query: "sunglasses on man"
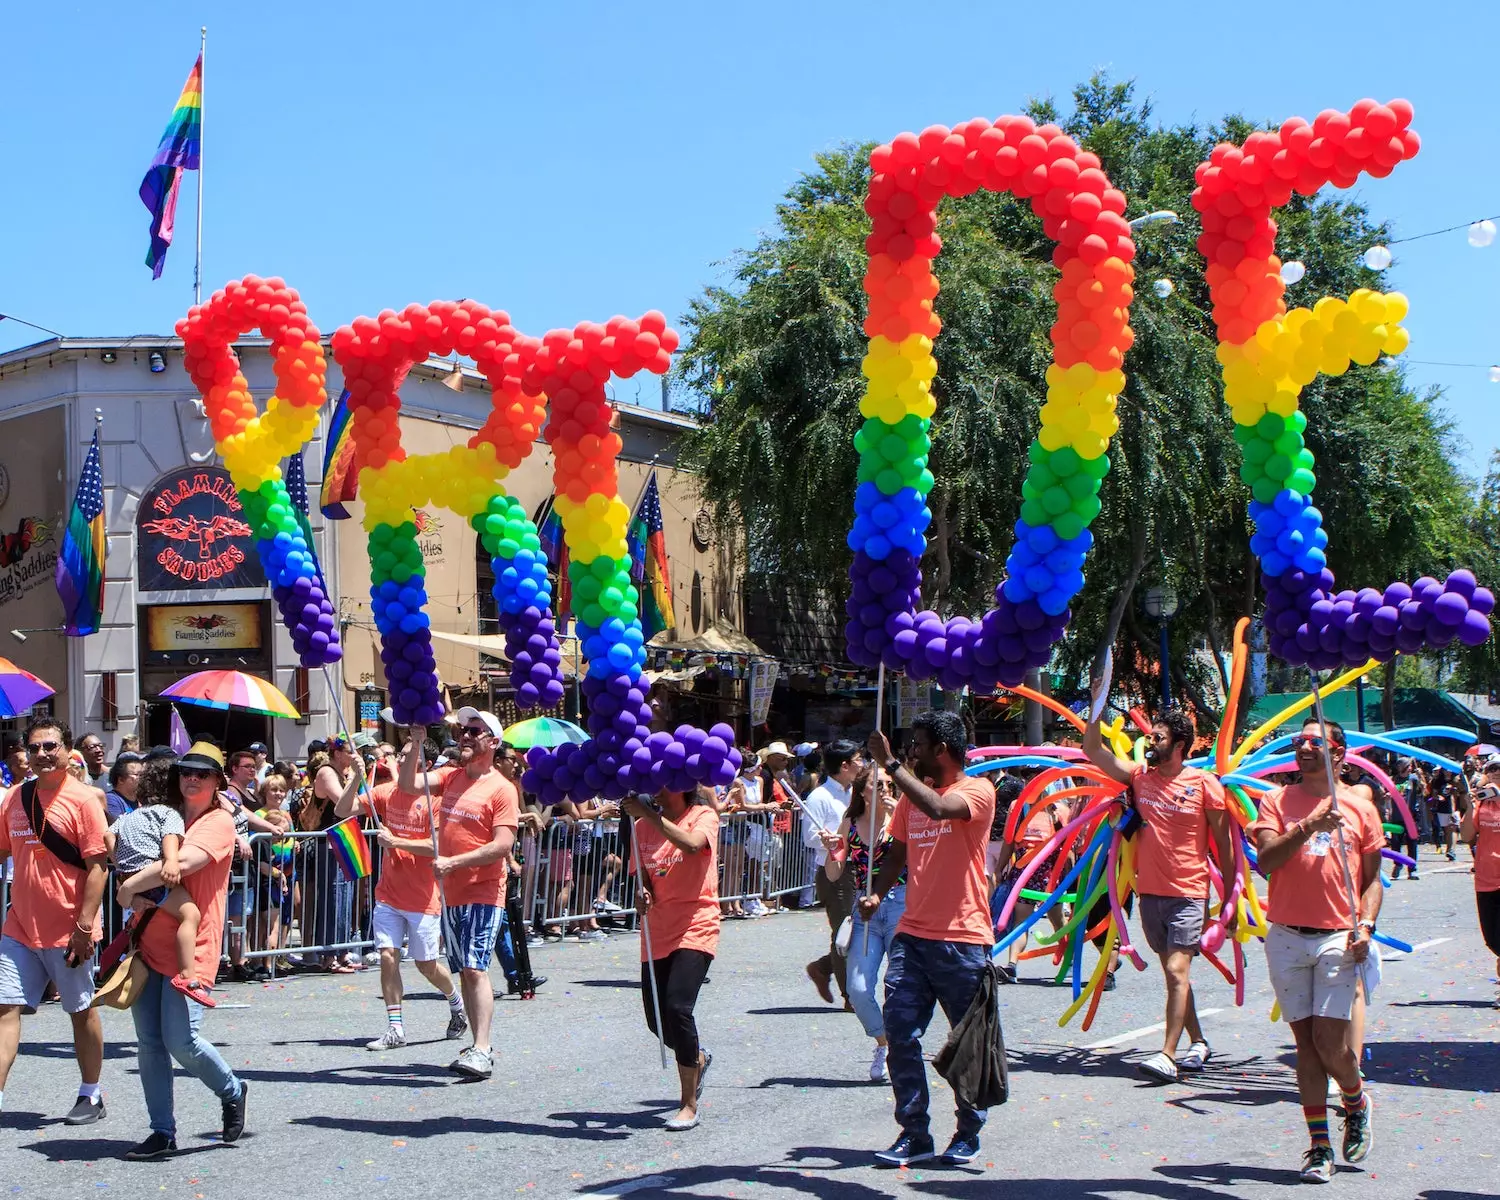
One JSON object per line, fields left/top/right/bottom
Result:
{"left": 1291, "top": 734, "right": 1334, "bottom": 750}
{"left": 26, "top": 740, "right": 62, "bottom": 755}
{"left": 460, "top": 725, "right": 491, "bottom": 739}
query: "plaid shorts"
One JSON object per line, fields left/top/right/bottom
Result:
{"left": 445, "top": 903, "right": 501, "bottom": 973}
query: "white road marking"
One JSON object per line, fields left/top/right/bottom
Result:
{"left": 589, "top": 1175, "right": 676, "bottom": 1198}
{"left": 1081, "top": 1009, "right": 1224, "bottom": 1051}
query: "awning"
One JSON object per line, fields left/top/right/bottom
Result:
{"left": 647, "top": 625, "right": 770, "bottom": 658}
{"left": 429, "top": 628, "right": 584, "bottom": 679}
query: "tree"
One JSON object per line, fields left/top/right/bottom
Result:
{"left": 677, "top": 75, "right": 1489, "bottom": 730}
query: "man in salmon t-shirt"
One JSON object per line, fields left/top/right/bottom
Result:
{"left": 1249, "top": 716, "right": 1383, "bottom": 1183}
{"left": 861, "top": 710, "right": 997, "bottom": 1171}
{"left": 400, "top": 707, "right": 517, "bottom": 1081}
{"left": 338, "top": 739, "right": 469, "bottom": 1052}
{"left": 0, "top": 718, "right": 110, "bottom": 1127}
{"left": 1085, "top": 704, "right": 1233, "bottom": 1085}
{"left": 1460, "top": 753, "right": 1500, "bottom": 1007}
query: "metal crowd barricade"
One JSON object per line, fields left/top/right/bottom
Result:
{"left": 529, "top": 817, "right": 638, "bottom": 936}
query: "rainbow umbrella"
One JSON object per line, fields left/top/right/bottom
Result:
{"left": 0, "top": 658, "right": 55, "bottom": 719}
{"left": 160, "top": 669, "right": 301, "bottom": 719}
{"left": 502, "top": 716, "right": 587, "bottom": 749}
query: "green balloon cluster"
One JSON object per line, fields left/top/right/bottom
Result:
{"left": 572, "top": 555, "right": 641, "bottom": 631}
{"left": 854, "top": 415, "right": 934, "bottom": 496}
{"left": 1235, "top": 410, "right": 1316, "bottom": 503}
{"left": 1018, "top": 442, "right": 1110, "bottom": 542}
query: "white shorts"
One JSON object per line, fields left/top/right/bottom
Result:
{"left": 1265, "top": 924, "right": 1364, "bottom": 1023}
{"left": 372, "top": 902, "right": 442, "bottom": 963}
{"left": 0, "top": 935, "right": 96, "bottom": 1014}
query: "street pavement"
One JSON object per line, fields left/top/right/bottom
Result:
{"left": 0, "top": 863, "right": 1495, "bottom": 1200}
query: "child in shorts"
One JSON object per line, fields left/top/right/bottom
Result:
{"left": 106, "top": 802, "right": 213, "bottom": 1006}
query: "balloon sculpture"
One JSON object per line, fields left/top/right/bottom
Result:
{"left": 324, "top": 299, "right": 743, "bottom": 801}
{"left": 177, "top": 279, "right": 342, "bottom": 666}
{"left": 1194, "top": 98, "right": 1494, "bottom": 665}
{"left": 846, "top": 115, "right": 1136, "bottom": 688}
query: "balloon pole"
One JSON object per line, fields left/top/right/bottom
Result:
{"left": 414, "top": 735, "right": 453, "bottom": 947}
{"left": 864, "top": 663, "right": 886, "bottom": 956}
{"left": 630, "top": 819, "right": 669, "bottom": 1070}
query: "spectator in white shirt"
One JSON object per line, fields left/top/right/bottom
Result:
{"left": 803, "top": 740, "right": 863, "bottom": 1006}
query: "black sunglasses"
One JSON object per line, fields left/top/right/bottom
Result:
{"left": 26, "top": 740, "right": 61, "bottom": 755}
{"left": 460, "top": 726, "right": 490, "bottom": 738}
{"left": 179, "top": 767, "right": 218, "bottom": 780}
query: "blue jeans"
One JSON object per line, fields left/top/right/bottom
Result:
{"left": 848, "top": 885, "right": 906, "bottom": 1039}
{"left": 132, "top": 969, "right": 243, "bottom": 1137}
{"left": 494, "top": 909, "right": 519, "bottom": 985}
{"left": 884, "top": 932, "right": 990, "bottom": 1140}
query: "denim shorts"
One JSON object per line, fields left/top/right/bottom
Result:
{"left": 445, "top": 903, "right": 501, "bottom": 973}
{"left": 0, "top": 935, "right": 95, "bottom": 1014}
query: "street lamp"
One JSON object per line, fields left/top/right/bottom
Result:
{"left": 1142, "top": 586, "right": 1179, "bottom": 709}
{"left": 1128, "top": 210, "right": 1180, "bottom": 231}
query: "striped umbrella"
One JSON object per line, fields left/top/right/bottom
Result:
{"left": 501, "top": 716, "right": 587, "bottom": 749}
{"left": 0, "top": 658, "right": 55, "bottom": 719}
{"left": 160, "top": 669, "right": 301, "bottom": 719}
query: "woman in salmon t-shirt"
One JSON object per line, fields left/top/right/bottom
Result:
{"left": 622, "top": 786, "right": 720, "bottom": 1133}
{"left": 115, "top": 743, "right": 248, "bottom": 1161}
{"left": 1460, "top": 754, "right": 1500, "bottom": 1004}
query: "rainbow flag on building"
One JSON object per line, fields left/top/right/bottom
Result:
{"left": 320, "top": 389, "right": 359, "bottom": 520}
{"left": 326, "top": 815, "right": 372, "bottom": 881}
{"left": 537, "top": 496, "right": 571, "bottom": 624}
{"left": 55, "top": 429, "right": 106, "bottom": 637}
{"left": 139, "top": 54, "right": 202, "bottom": 279}
{"left": 628, "top": 471, "right": 674, "bottom": 639}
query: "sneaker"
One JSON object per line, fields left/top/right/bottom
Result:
{"left": 1299, "top": 1144, "right": 1336, "bottom": 1183}
{"left": 451, "top": 1046, "right": 493, "bottom": 1079}
{"left": 805, "top": 961, "right": 834, "bottom": 1004}
{"left": 869, "top": 1044, "right": 889, "bottom": 1082}
{"left": 874, "top": 1133, "right": 936, "bottom": 1168}
{"left": 577, "top": 929, "right": 607, "bottom": 943}
{"left": 940, "top": 1133, "right": 981, "bottom": 1165}
{"left": 445, "top": 1009, "right": 469, "bottom": 1040}
{"left": 63, "top": 1095, "right": 106, "bottom": 1125}
{"left": 1137, "top": 1051, "right": 1178, "bottom": 1084}
{"left": 1408, "top": 872, "right": 1419, "bottom": 881}
{"left": 995, "top": 962, "right": 1018, "bottom": 985}
{"left": 1447, "top": 851, "right": 1457, "bottom": 862}
{"left": 362, "top": 951, "right": 381, "bottom": 966}
{"left": 746, "top": 899, "right": 768, "bottom": 918}
{"left": 1178, "top": 1040, "right": 1211, "bottom": 1072}
{"left": 221, "top": 1080, "right": 248, "bottom": 1143}
{"left": 1102, "top": 972, "right": 1117, "bottom": 992}
{"left": 124, "top": 1131, "right": 177, "bottom": 1160}
{"left": 663, "top": 1111, "right": 700, "bottom": 1131}
{"left": 1341, "top": 1094, "right": 1373, "bottom": 1163}
{"left": 526, "top": 935, "right": 545, "bottom": 948}
{"left": 593, "top": 899, "right": 624, "bottom": 915}
{"left": 367, "top": 1026, "right": 407, "bottom": 1051}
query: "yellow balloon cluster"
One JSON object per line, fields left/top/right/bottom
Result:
{"left": 358, "top": 444, "right": 510, "bottom": 531}
{"left": 552, "top": 492, "right": 633, "bottom": 564}
{"left": 1037, "top": 362, "right": 1125, "bottom": 458}
{"left": 859, "top": 334, "right": 938, "bottom": 426}
{"left": 1218, "top": 289, "right": 1411, "bottom": 427}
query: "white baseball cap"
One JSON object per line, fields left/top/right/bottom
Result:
{"left": 453, "top": 707, "right": 503, "bottom": 738}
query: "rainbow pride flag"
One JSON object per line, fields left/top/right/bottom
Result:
{"left": 326, "top": 815, "right": 372, "bottom": 881}
{"left": 139, "top": 54, "right": 202, "bottom": 279}
{"left": 628, "top": 472, "right": 674, "bottom": 638}
{"left": 55, "top": 429, "right": 105, "bottom": 637}
{"left": 320, "top": 389, "right": 359, "bottom": 520}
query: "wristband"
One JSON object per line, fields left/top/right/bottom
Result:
{"left": 884, "top": 759, "right": 901, "bottom": 775}
{"left": 74, "top": 920, "right": 91, "bottom": 934}
{"left": 1357, "top": 920, "right": 1376, "bottom": 931}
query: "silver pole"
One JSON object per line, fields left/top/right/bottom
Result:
{"left": 1308, "top": 670, "right": 1361, "bottom": 930}
{"left": 194, "top": 26, "right": 205, "bottom": 305}
{"left": 862, "top": 663, "right": 886, "bottom": 955}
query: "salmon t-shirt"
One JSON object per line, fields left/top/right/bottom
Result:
{"left": 0, "top": 775, "right": 109, "bottom": 948}
{"left": 1021, "top": 804, "right": 1056, "bottom": 850}
{"left": 1130, "top": 765, "right": 1226, "bottom": 900}
{"left": 1248, "top": 783, "right": 1385, "bottom": 930}
{"left": 436, "top": 767, "right": 519, "bottom": 907}
{"left": 1473, "top": 793, "right": 1500, "bottom": 893}
{"left": 369, "top": 781, "right": 440, "bottom": 916}
{"left": 140, "top": 806, "right": 236, "bottom": 981}
{"left": 893, "top": 775, "right": 996, "bottom": 945}
{"left": 631, "top": 805, "right": 720, "bottom": 962}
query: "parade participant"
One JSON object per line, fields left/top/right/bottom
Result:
{"left": 0, "top": 719, "right": 109, "bottom": 1126}
{"left": 400, "top": 707, "right": 517, "bottom": 1081}
{"left": 339, "top": 738, "right": 468, "bottom": 1050}
{"left": 1460, "top": 753, "right": 1500, "bottom": 1007}
{"left": 821, "top": 764, "right": 904, "bottom": 1081}
{"left": 1249, "top": 718, "right": 1382, "bottom": 1183}
{"left": 76, "top": 734, "right": 108, "bottom": 788}
{"left": 801, "top": 740, "right": 860, "bottom": 1005}
{"left": 862, "top": 710, "right": 997, "bottom": 1169}
{"left": 623, "top": 786, "right": 720, "bottom": 1132}
{"left": 105, "top": 754, "right": 145, "bottom": 821}
{"left": 1084, "top": 704, "right": 1233, "bottom": 1083}
{"left": 117, "top": 742, "right": 249, "bottom": 1160}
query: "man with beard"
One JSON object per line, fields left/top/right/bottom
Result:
{"left": 1084, "top": 705, "right": 1233, "bottom": 1084}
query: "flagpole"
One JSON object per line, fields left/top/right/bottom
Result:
{"left": 194, "top": 25, "right": 206, "bottom": 305}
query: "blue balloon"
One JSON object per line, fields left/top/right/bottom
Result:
{"left": 1039, "top": 587, "right": 1070, "bottom": 616}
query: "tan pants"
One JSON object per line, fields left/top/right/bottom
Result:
{"left": 813, "top": 863, "right": 856, "bottom": 999}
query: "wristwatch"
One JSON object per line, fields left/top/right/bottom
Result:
{"left": 884, "top": 758, "right": 901, "bottom": 775}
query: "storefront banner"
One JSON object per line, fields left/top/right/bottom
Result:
{"left": 749, "top": 660, "right": 779, "bottom": 726}
{"left": 145, "top": 603, "right": 264, "bottom": 653}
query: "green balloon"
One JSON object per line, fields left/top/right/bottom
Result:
{"left": 575, "top": 576, "right": 602, "bottom": 602}
{"left": 1252, "top": 477, "right": 1280, "bottom": 504}
{"left": 1042, "top": 486, "right": 1072, "bottom": 516}
{"left": 1021, "top": 499, "right": 1048, "bottom": 527}
{"left": 1064, "top": 472, "right": 1098, "bottom": 500}
{"left": 498, "top": 538, "right": 519, "bottom": 558}
{"left": 1021, "top": 479, "right": 1041, "bottom": 502}
{"left": 1256, "top": 413, "right": 1286, "bottom": 439}
{"left": 880, "top": 433, "right": 907, "bottom": 462}
{"left": 1265, "top": 454, "right": 1291, "bottom": 481}
{"left": 876, "top": 468, "right": 904, "bottom": 494}
{"left": 1294, "top": 448, "right": 1315, "bottom": 472}
{"left": 1081, "top": 454, "right": 1110, "bottom": 480}
{"left": 1049, "top": 446, "right": 1081, "bottom": 477}
{"left": 1239, "top": 462, "right": 1260, "bottom": 488}
{"left": 600, "top": 586, "right": 624, "bottom": 611}
{"left": 1052, "top": 512, "right": 1086, "bottom": 540}
{"left": 1288, "top": 410, "right": 1308, "bottom": 434}
{"left": 1232, "top": 424, "right": 1256, "bottom": 447}
{"left": 1028, "top": 441, "right": 1050, "bottom": 466}
{"left": 583, "top": 603, "right": 606, "bottom": 627}
{"left": 1273, "top": 430, "right": 1303, "bottom": 457}
{"left": 1288, "top": 467, "right": 1316, "bottom": 494}
{"left": 1243, "top": 438, "right": 1272, "bottom": 465}
{"left": 916, "top": 469, "right": 935, "bottom": 493}
{"left": 1028, "top": 463, "right": 1056, "bottom": 491}
{"left": 1071, "top": 494, "right": 1101, "bottom": 522}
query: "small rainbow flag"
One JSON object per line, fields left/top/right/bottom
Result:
{"left": 326, "top": 815, "right": 372, "bottom": 881}
{"left": 139, "top": 54, "right": 202, "bottom": 280}
{"left": 320, "top": 389, "right": 359, "bottom": 520}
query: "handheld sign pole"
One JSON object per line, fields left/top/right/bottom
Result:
{"left": 864, "top": 663, "right": 886, "bottom": 956}
{"left": 630, "top": 818, "right": 670, "bottom": 1069}
{"left": 1308, "top": 671, "right": 1362, "bottom": 933}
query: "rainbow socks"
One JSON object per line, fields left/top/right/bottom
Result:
{"left": 1304, "top": 1104, "right": 1330, "bottom": 1148}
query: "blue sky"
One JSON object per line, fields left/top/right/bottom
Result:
{"left": 2, "top": 2, "right": 1495, "bottom": 474}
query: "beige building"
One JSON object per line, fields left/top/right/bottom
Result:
{"left": 0, "top": 337, "right": 740, "bottom": 759}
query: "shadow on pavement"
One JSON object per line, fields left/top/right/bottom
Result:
{"left": 1005, "top": 1043, "right": 1156, "bottom": 1082}
{"left": 754, "top": 1075, "right": 881, "bottom": 1090}
{"left": 1388, "top": 999, "right": 1498, "bottom": 1009}
{"left": 1155, "top": 1161, "right": 1313, "bottom": 1189}
{"left": 1276, "top": 1040, "right": 1499, "bottom": 1091}
{"left": 235, "top": 1061, "right": 455, "bottom": 1089}
{"left": 16, "top": 1135, "right": 231, "bottom": 1162}
{"left": 293, "top": 1112, "right": 630, "bottom": 1142}
{"left": 575, "top": 979, "right": 641, "bottom": 989}
{"left": 747, "top": 1006, "right": 843, "bottom": 1016}
{"left": 549, "top": 1100, "right": 678, "bottom": 1131}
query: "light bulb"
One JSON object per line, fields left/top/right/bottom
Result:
{"left": 1488, "top": 366, "right": 1500, "bottom": 384}
{"left": 1152, "top": 278, "right": 1174, "bottom": 298}
{"left": 1363, "top": 245, "right": 1392, "bottom": 270}
{"left": 1469, "top": 220, "right": 1496, "bottom": 248}
{"left": 1280, "top": 260, "right": 1306, "bottom": 284}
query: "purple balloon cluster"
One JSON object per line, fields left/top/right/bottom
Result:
{"left": 380, "top": 624, "right": 444, "bottom": 726}
{"left": 521, "top": 675, "right": 742, "bottom": 805}
{"left": 844, "top": 548, "right": 1070, "bottom": 690}
{"left": 277, "top": 575, "right": 341, "bottom": 667}
{"left": 1267, "top": 567, "right": 1495, "bottom": 667}
{"left": 499, "top": 604, "right": 567, "bottom": 710}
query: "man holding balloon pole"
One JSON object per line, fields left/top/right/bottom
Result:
{"left": 1084, "top": 701, "right": 1233, "bottom": 1085}
{"left": 1249, "top": 718, "right": 1382, "bottom": 1183}
{"left": 861, "top": 710, "right": 997, "bottom": 1169}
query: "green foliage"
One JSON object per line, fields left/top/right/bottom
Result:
{"left": 676, "top": 73, "right": 1493, "bottom": 717}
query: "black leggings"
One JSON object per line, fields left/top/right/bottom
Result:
{"left": 641, "top": 948, "right": 712, "bottom": 1068}
{"left": 1478, "top": 890, "right": 1500, "bottom": 958}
